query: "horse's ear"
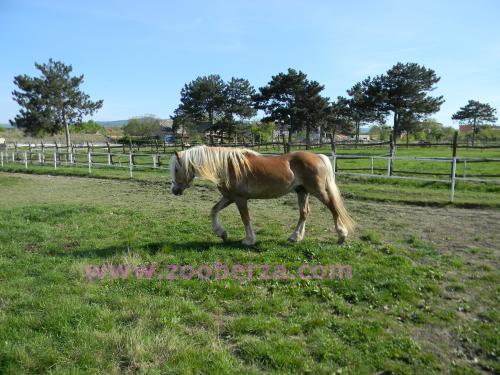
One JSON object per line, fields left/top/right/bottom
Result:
{"left": 174, "top": 150, "right": 181, "bottom": 164}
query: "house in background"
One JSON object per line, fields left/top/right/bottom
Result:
{"left": 356, "top": 134, "right": 371, "bottom": 141}
{"left": 158, "top": 119, "right": 175, "bottom": 143}
{"left": 459, "top": 125, "right": 473, "bottom": 133}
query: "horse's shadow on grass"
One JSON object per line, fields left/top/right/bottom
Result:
{"left": 56, "top": 239, "right": 269, "bottom": 259}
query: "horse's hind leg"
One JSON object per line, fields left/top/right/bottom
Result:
{"left": 311, "top": 186, "right": 348, "bottom": 244}
{"left": 288, "top": 189, "right": 310, "bottom": 243}
{"left": 211, "top": 196, "right": 233, "bottom": 241}
{"left": 235, "top": 198, "right": 256, "bottom": 246}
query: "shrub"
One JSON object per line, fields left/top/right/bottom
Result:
{"left": 73, "top": 120, "right": 105, "bottom": 134}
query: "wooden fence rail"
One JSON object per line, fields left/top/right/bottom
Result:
{"left": 5, "top": 140, "right": 500, "bottom": 154}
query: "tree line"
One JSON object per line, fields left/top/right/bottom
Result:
{"left": 10, "top": 59, "right": 499, "bottom": 153}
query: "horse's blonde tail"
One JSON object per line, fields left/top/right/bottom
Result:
{"left": 318, "top": 154, "right": 355, "bottom": 233}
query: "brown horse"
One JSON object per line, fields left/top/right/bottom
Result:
{"left": 170, "top": 145, "right": 354, "bottom": 245}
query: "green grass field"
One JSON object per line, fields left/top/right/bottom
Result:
{"left": 0, "top": 172, "right": 498, "bottom": 374}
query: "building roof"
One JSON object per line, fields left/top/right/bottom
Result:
{"left": 159, "top": 119, "right": 174, "bottom": 129}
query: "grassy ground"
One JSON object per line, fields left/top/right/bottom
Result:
{"left": 0, "top": 173, "right": 498, "bottom": 374}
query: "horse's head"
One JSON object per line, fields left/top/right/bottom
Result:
{"left": 170, "top": 151, "right": 194, "bottom": 196}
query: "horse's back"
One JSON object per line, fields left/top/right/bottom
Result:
{"left": 287, "top": 151, "right": 325, "bottom": 170}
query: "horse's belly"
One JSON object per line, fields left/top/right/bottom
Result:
{"left": 245, "top": 179, "right": 296, "bottom": 198}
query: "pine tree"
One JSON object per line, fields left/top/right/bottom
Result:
{"left": 174, "top": 75, "right": 255, "bottom": 144}
{"left": 452, "top": 100, "right": 497, "bottom": 146}
{"left": 356, "top": 62, "right": 444, "bottom": 155}
{"left": 346, "top": 80, "right": 384, "bottom": 143}
{"left": 253, "top": 68, "right": 329, "bottom": 149}
{"left": 11, "top": 59, "right": 103, "bottom": 153}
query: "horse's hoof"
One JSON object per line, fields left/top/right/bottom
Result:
{"left": 337, "top": 236, "right": 346, "bottom": 245}
{"left": 242, "top": 238, "right": 256, "bottom": 246}
{"left": 220, "top": 231, "right": 228, "bottom": 242}
{"left": 288, "top": 236, "right": 298, "bottom": 243}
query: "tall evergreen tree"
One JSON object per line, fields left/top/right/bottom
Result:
{"left": 300, "top": 80, "right": 330, "bottom": 148}
{"left": 325, "top": 97, "right": 353, "bottom": 151}
{"left": 177, "top": 74, "right": 226, "bottom": 143}
{"left": 357, "top": 62, "right": 444, "bottom": 155}
{"left": 224, "top": 78, "right": 256, "bottom": 121}
{"left": 253, "top": 69, "right": 308, "bottom": 146}
{"left": 174, "top": 75, "right": 255, "bottom": 144}
{"left": 11, "top": 59, "right": 103, "bottom": 153}
{"left": 346, "top": 80, "right": 384, "bottom": 143}
{"left": 452, "top": 100, "right": 497, "bottom": 146}
{"left": 222, "top": 78, "right": 257, "bottom": 142}
{"left": 253, "top": 68, "right": 329, "bottom": 149}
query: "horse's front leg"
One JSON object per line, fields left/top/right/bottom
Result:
{"left": 211, "top": 197, "right": 233, "bottom": 241}
{"left": 235, "top": 198, "right": 256, "bottom": 246}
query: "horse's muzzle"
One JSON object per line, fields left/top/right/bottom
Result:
{"left": 171, "top": 186, "right": 183, "bottom": 196}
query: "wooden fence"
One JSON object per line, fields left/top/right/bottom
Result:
{"left": 4, "top": 139, "right": 500, "bottom": 156}
{"left": 1, "top": 147, "right": 500, "bottom": 203}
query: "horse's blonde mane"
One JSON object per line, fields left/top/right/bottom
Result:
{"left": 176, "top": 145, "right": 258, "bottom": 186}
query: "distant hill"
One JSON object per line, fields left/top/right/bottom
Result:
{"left": 96, "top": 120, "right": 128, "bottom": 128}
{"left": 360, "top": 126, "right": 371, "bottom": 134}
{"left": 0, "top": 123, "right": 12, "bottom": 128}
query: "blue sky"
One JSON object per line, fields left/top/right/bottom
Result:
{"left": 1, "top": 0, "right": 499, "bottom": 126}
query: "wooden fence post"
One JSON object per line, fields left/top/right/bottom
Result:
{"left": 451, "top": 130, "right": 458, "bottom": 178}
{"left": 24, "top": 151, "right": 28, "bottom": 169}
{"left": 53, "top": 150, "right": 57, "bottom": 169}
{"left": 371, "top": 157, "right": 374, "bottom": 175}
{"left": 389, "top": 134, "right": 394, "bottom": 176}
{"left": 129, "top": 152, "right": 133, "bottom": 178}
{"left": 1, "top": 151, "right": 3, "bottom": 167}
{"left": 88, "top": 151, "right": 92, "bottom": 174}
{"left": 332, "top": 153, "right": 337, "bottom": 182}
{"left": 106, "top": 142, "right": 112, "bottom": 165}
{"left": 450, "top": 157, "right": 457, "bottom": 203}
